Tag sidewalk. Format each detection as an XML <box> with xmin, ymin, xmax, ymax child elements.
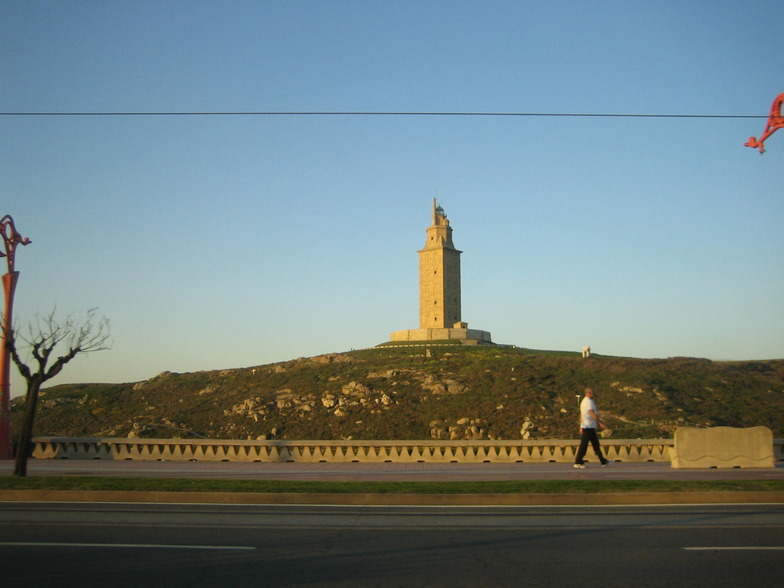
<box><xmin>2</xmin><ymin>458</ymin><xmax>783</xmax><ymax>481</ymax></box>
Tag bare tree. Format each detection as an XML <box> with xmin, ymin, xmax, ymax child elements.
<box><xmin>5</xmin><ymin>309</ymin><xmax>111</xmax><ymax>476</ymax></box>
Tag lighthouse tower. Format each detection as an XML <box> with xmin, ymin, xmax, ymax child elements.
<box><xmin>419</xmin><ymin>199</ymin><xmax>462</xmax><ymax>328</ymax></box>
<box><xmin>389</xmin><ymin>199</ymin><xmax>493</xmax><ymax>345</ymax></box>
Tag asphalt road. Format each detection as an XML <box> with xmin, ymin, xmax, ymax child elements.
<box><xmin>2</xmin><ymin>502</ymin><xmax>783</xmax><ymax>587</ymax></box>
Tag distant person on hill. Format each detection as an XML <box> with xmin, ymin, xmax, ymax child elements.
<box><xmin>574</xmin><ymin>387</ymin><xmax>610</xmax><ymax>469</ymax></box>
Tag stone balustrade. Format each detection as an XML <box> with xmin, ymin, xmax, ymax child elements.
<box><xmin>29</xmin><ymin>436</ymin><xmax>784</xmax><ymax>465</ymax></box>
<box><xmin>29</xmin><ymin>437</ymin><xmax>683</xmax><ymax>463</ymax></box>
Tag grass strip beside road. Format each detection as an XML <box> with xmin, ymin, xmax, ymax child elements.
<box><xmin>1</xmin><ymin>477</ymin><xmax>783</xmax><ymax>495</ymax></box>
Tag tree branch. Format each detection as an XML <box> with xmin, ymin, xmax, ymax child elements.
<box><xmin>4</xmin><ymin>331</ymin><xmax>32</xmax><ymax>381</ymax></box>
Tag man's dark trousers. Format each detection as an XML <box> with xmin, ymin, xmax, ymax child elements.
<box><xmin>575</xmin><ymin>428</ymin><xmax>608</xmax><ymax>465</ymax></box>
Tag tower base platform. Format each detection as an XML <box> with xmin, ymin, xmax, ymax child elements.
<box><xmin>388</xmin><ymin>328</ymin><xmax>493</xmax><ymax>345</ymax></box>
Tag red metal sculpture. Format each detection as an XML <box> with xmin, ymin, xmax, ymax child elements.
<box><xmin>0</xmin><ymin>215</ymin><xmax>31</xmax><ymax>459</ymax></box>
<box><xmin>745</xmin><ymin>93</ymin><xmax>784</xmax><ymax>153</ymax></box>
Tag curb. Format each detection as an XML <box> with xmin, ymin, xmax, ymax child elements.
<box><xmin>2</xmin><ymin>490</ymin><xmax>784</xmax><ymax>506</ymax></box>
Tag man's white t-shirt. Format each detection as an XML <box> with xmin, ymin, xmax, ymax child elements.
<box><xmin>580</xmin><ymin>396</ymin><xmax>598</xmax><ymax>428</ymax></box>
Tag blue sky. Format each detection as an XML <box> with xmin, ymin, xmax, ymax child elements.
<box><xmin>1</xmin><ymin>1</ymin><xmax>782</xmax><ymax>394</ymax></box>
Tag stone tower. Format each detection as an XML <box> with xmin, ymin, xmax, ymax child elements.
<box><xmin>389</xmin><ymin>199</ymin><xmax>493</xmax><ymax>345</ymax></box>
<box><xmin>419</xmin><ymin>199</ymin><xmax>462</xmax><ymax>328</ymax></box>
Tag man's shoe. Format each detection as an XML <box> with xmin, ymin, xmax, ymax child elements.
<box><xmin>601</xmin><ymin>461</ymin><xmax>610</xmax><ymax>467</ymax></box>
<box><xmin>573</xmin><ymin>464</ymin><xmax>585</xmax><ymax>469</ymax></box>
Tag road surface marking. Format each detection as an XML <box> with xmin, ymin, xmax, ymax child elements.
<box><xmin>0</xmin><ymin>542</ymin><xmax>255</xmax><ymax>550</ymax></box>
<box><xmin>684</xmin><ymin>547</ymin><xmax>784</xmax><ymax>551</ymax></box>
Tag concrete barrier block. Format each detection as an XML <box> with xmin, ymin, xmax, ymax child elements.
<box><xmin>670</xmin><ymin>426</ymin><xmax>775</xmax><ymax>469</ymax></box>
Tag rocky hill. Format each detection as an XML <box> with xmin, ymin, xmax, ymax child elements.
<box><xmin>11</xmin><ymin>345</ymin><xmax>784</xmax><ymax>441</ymax></box>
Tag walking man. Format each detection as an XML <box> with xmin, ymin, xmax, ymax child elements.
<box><xmin>574</xmin><ymin>387</ymin><xmax>610</xmax><ymax>468</ymax></box>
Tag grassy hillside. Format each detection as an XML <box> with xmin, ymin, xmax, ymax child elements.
<box><xmin>10</xmin><ymin>346</ymin><xmax>784</xmax><ymax>441</ymax></box>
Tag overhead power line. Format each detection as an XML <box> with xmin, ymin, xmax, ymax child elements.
<box><xmin>0</xmin><ymin>110</ymin><xmax>766</xmax><ymax>119</ymax></box>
